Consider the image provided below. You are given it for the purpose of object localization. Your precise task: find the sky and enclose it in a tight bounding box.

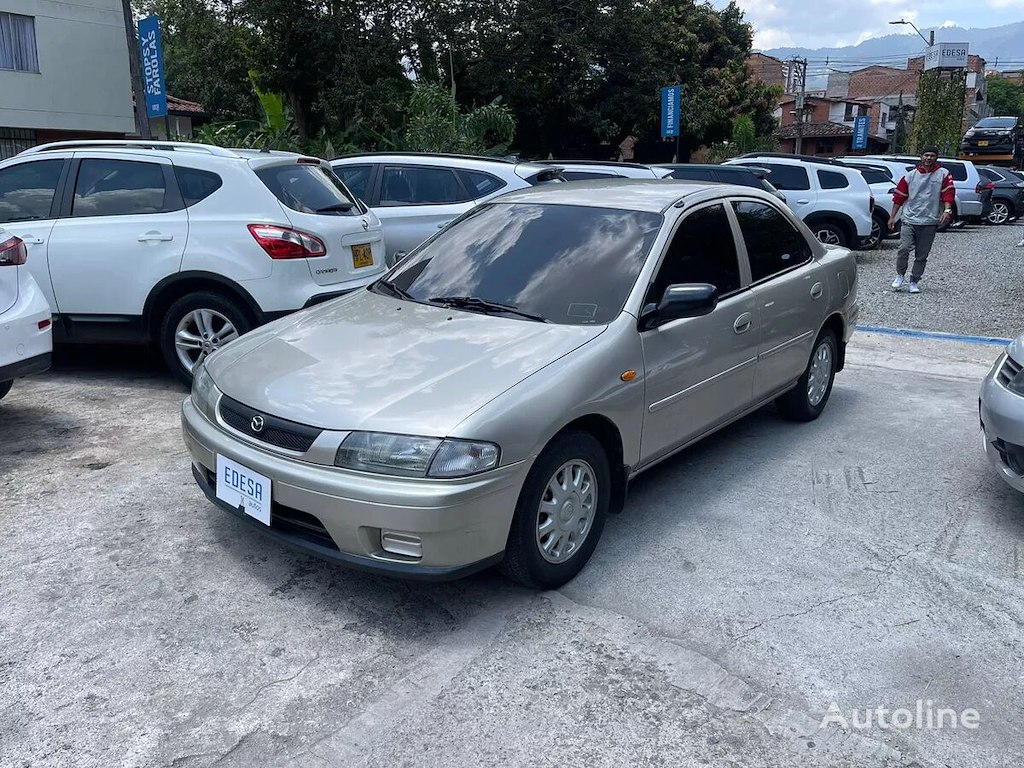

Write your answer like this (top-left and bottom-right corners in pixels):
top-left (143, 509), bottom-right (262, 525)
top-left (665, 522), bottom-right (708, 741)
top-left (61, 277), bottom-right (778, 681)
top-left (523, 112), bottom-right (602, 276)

top-left (714, 0), bottom-right (1023, 50)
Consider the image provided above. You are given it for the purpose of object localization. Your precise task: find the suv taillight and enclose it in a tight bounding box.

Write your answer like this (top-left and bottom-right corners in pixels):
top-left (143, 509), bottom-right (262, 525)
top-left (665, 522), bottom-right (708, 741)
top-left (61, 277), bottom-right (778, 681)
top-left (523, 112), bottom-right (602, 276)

top-left (248, 224), bottom-right (326, 259)
top-left (976, 181), bottom-right (996, 193)
top-left (0, 235), bottom-right (27, 266)
top-left (869, 194), bottom-right (875, 213)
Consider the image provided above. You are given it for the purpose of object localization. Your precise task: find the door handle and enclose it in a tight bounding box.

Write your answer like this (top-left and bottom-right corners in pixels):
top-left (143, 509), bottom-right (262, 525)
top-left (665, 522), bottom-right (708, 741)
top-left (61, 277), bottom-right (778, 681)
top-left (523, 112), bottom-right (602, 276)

top-left (810, 282), bottom-right (824, 300)
top-left (733, 313), bottom-right (753, 334)
top-left (796, 199), bottom-right (811, 205)
top-left (138, 232), bottom-right (174, 242)
top-left (20, 236), bottom-right (44, 244)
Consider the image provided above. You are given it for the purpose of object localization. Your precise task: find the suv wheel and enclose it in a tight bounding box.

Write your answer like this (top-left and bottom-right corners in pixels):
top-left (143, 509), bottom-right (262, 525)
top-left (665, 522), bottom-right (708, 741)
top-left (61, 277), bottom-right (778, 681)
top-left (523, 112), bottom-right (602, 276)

top-left (775, 328), bottom-right (838, 422)
top-left (987, 199), bottom-right (1011, 225)
top-left (160, 292), bottom-right (252, 385)
top-left (500, 430), bottom-right (610, 589)
top-left (864, 212), bottom-right (888, 250)
top-left (812, 222), bottom-right (847, 248)
top-left (0, 380), bottom-right (12, 401)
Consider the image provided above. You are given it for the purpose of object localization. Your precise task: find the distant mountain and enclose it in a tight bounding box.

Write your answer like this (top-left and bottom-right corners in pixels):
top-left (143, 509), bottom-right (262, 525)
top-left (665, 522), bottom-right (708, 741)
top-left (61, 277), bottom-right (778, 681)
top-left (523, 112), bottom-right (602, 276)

top-left (763, 20), bottom-right (1024, 71)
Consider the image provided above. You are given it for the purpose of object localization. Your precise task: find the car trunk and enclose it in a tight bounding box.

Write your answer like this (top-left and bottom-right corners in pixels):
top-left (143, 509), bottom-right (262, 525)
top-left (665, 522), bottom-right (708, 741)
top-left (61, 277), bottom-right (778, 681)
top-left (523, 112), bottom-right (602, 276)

top-left (249, 157), bottom-right (386, 287)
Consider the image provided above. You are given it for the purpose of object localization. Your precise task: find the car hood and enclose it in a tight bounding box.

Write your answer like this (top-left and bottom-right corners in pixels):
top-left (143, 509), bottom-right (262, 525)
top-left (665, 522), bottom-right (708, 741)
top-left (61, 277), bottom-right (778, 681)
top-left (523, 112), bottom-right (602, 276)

top-left (207, 289), bottom-right (606, 435)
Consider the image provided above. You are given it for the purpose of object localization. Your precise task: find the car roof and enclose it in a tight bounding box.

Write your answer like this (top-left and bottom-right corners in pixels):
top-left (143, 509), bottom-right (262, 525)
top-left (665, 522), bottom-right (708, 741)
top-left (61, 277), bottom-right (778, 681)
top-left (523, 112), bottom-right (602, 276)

top-left (662, 164), bottom-right (770, 177)
top-left (492, 178), bottom-right (760, 213)
top-left (329, 152), bottom-right (554, 175)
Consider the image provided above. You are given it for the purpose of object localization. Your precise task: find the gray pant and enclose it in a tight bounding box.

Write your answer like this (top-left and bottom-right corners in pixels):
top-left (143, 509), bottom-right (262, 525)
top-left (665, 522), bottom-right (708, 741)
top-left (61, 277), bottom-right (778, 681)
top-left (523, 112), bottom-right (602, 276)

top-left (895, 223), bottom-right (938, 282)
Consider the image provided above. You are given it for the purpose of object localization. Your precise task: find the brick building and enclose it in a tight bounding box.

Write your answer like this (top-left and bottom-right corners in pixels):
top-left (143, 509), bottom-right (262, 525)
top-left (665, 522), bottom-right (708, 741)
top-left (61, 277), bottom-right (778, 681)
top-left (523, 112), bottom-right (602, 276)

top-left (774, 95), bottom-right (891, 156)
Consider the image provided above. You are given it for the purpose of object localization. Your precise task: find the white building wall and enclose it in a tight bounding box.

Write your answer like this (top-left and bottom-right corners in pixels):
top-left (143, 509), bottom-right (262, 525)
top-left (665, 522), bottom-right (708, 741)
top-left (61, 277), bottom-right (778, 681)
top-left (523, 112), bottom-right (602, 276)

top-left (0, 0), bottom-right (134, 133)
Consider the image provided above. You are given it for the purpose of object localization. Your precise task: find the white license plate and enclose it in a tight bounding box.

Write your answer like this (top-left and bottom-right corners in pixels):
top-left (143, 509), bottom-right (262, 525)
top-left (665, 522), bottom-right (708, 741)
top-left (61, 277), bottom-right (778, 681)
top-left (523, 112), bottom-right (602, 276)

top-left (216, 454), bottom-right (271, 525)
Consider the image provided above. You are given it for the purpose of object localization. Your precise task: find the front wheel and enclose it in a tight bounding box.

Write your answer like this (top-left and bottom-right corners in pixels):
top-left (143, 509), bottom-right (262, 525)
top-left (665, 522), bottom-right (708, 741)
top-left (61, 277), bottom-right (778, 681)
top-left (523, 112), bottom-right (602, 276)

top-left (159, 292), bottom-right (252, 386)
top-left (500, 431), bottom-right (610, 589)
top-left (0, 380), bottom-right (12, 401)
top-left (775, 329), bottom-right (838, 422)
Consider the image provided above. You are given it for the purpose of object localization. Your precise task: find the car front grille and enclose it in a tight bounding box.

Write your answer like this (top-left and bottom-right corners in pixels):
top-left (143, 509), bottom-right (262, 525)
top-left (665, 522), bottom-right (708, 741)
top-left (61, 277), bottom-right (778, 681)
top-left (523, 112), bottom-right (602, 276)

top-left (998, 355), bottom-right (1023, 390)
top-left (993, 438), bottom-right (1024, 477)
top-left (218, 395), bottom-right (323, 453)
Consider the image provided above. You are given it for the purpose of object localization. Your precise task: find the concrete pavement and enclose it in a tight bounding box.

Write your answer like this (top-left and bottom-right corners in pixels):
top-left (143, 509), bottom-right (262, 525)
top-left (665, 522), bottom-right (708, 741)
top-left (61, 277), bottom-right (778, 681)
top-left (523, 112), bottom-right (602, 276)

top-left (1, 332), bottom-right (1020, 768)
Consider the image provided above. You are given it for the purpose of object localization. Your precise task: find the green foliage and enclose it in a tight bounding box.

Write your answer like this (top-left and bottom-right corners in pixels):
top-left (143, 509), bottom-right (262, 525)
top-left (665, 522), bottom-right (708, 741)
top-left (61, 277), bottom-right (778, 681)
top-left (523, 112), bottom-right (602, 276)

top-left (912, 70), bottom-right (967, 156)
top-left (732, 115), bottom-right (757, 154)
top-left (404, 83), bottom-right (515, 154)
top-left (986, 75), bottom-right (1024, 118)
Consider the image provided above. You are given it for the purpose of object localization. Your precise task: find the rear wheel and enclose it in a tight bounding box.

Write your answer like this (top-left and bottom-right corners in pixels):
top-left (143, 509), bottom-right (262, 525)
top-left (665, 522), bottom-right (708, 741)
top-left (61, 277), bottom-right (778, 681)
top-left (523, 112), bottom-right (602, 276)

top-left (987, 199), bottom-right (1011, 225)
top-left (0, 380), bottom-right (12, 401)
top-left (160, 292), bottom-right (252, 386)
top-left (500, 431), bottom-right (610, 589)
top-left (775, 328), bottom-right (838, 422)
top-left (864, 213), bottom-right (888, 250)
top-left (812, 222), bottom-right (848, 248)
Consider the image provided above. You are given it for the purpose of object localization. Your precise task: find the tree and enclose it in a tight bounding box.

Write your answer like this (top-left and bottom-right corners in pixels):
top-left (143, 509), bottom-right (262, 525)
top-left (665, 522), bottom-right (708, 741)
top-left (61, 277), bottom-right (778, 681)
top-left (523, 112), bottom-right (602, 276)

top-left (912, 70), bottom-right (967, 156)
top-left (986, 75), bottom-right (1024, 118)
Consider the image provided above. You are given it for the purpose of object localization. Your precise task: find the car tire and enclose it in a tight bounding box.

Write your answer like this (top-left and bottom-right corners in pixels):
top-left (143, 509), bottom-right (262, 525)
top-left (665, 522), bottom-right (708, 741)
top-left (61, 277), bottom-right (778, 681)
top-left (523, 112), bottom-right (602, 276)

top-left (160, 292), bottom-right (252, 386)
top-left (811, 222), bottom-right (848, 248)
top-left (987, 199), bottom-right (1011, 225)
top-left (775, 328), bottom-right (838, 422)
top-left (500, 430), bottom-right (610, 589)
top-left (0, 380), bottom-right (12, 401)
top-left (865, 213), bottom-right (888, 250)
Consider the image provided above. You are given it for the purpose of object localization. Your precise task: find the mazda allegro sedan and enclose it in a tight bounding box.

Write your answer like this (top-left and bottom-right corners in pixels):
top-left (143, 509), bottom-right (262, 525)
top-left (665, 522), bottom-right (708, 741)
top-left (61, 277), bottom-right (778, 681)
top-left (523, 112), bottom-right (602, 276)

top-left (181, 180), bottom-right (859, 588)
top-left (980, 334), bottom-right (1024, 493)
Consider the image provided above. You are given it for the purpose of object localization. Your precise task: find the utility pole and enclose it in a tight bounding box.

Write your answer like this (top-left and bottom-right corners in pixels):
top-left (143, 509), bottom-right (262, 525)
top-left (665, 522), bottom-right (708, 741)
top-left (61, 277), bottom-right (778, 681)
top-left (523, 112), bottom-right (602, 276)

top-left (792, 58), bottom-right (808, 154)
top-left (120, 0), bottom-right (151, 138)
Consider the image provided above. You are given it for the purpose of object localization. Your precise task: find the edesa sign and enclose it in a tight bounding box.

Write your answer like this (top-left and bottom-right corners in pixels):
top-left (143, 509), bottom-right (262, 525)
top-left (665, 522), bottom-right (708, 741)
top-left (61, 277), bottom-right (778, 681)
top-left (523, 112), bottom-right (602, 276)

top-left (923, 43), bottom-right (969, 71)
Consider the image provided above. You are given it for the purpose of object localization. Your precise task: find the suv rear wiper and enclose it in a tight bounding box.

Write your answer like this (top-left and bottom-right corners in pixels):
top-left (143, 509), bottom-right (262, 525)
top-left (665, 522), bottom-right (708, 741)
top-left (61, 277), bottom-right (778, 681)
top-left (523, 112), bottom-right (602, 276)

top-left (316, 202), bottom-right (354, 213)
top-left (429, 296), bottom-right (549, 323)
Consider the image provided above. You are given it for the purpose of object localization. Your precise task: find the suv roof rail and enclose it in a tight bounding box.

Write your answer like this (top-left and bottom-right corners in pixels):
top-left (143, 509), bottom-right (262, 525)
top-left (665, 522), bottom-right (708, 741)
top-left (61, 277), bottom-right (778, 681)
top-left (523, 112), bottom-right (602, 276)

top-left (736, 152), bottom-right (845, 167)
top-left (333, 151), bottom-right (516, 164)
top-left (20, 140), bottom-right (240, 158)
top-left (540, 159), bottom-right (653, 170)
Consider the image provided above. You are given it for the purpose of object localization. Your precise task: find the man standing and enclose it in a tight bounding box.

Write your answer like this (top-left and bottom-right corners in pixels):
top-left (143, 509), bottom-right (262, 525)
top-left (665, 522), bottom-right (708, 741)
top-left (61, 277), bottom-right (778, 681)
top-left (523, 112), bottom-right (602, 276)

top-left (888, 145), bottom-right (955, 294)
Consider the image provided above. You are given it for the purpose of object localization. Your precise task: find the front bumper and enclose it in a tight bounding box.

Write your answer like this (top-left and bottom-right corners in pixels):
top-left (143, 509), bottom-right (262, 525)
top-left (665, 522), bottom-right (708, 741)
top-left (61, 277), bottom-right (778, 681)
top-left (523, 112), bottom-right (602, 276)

top-left (980, 365), bottom-right (1024, 493)
top-left (181, 397), bottom-right (528, 578)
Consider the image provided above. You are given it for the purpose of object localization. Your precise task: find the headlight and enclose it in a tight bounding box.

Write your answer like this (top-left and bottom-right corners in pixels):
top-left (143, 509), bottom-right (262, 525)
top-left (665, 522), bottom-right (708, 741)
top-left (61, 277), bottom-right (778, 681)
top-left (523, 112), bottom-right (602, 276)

top-left (334, 432), bottom-right (500, 478)
top-left (191, 362), bottom-right (220, 419)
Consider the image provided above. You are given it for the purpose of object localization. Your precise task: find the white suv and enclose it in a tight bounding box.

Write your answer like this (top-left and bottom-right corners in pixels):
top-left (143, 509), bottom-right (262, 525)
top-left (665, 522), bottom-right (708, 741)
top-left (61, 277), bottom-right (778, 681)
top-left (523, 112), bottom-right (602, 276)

top-left (330, 153), bottom-right (562, 265)
top-left (0, 229), bottom-right (52, 401)
top-left (0, 141), bottom-right (387, 383)
top-left (725, 154), bottom-right (873, 249)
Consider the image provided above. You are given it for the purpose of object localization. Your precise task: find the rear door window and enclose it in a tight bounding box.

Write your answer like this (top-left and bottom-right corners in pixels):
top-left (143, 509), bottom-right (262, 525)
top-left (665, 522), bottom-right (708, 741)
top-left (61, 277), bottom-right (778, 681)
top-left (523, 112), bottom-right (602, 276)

top-left (72, 159), bottom-right (170, 217)
top-left (979, 168), bottom-right (1002, 182)
top-left (817, 170), bottom-right (850, 190)
top-left (380, 165), bottom-right (469, 206)
top-left (732, 201), bottom-right (812, 282)
top-left (0, 159), bottom-right (64, 222)
top-left (256, 163), bottom-right (357, 215)
top-left (333, 163), bottom-right (374, 202)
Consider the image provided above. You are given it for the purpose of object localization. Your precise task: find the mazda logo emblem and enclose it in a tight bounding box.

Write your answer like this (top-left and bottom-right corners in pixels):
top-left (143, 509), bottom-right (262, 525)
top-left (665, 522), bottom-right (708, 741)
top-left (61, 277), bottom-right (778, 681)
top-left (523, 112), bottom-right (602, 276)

top-left (251, 415), bottom-right (265, 433)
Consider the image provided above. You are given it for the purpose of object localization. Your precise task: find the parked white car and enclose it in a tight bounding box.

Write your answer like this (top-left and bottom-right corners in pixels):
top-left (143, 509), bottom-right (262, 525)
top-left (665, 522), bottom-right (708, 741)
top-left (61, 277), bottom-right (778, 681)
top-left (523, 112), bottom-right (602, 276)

top-left (0, 140), bottom-right (388, 383)
top-left (725, 154), bottom-right (873, 249)
top-left (0, 229), bottom-right (52, 401)
top-left (330, 153), bottom-right (563, 266)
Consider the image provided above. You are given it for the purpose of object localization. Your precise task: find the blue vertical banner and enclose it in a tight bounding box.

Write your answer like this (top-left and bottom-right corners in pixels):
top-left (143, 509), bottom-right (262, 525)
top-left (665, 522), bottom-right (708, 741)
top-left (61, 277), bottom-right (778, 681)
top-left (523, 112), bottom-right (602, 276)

top-left (661, 86), bottom-right (682, 138)
top-left (852, 114), bottom-right (870, 150)
top-left (138, 15), bottom-right (167, 119)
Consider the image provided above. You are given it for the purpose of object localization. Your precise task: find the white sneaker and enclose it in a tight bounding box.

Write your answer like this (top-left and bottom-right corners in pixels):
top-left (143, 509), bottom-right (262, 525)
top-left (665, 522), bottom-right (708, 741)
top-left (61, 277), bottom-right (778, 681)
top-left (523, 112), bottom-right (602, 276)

top-left (891, 275), bottom-right (905, 291)
top-left (909, 282), bottom-right (921, 294)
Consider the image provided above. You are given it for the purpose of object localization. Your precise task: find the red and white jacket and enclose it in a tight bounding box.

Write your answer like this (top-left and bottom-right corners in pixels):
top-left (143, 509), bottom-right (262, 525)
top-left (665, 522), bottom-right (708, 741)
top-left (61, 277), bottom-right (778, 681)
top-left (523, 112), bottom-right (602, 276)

top-left (892, 164), bottom-right (956, 226)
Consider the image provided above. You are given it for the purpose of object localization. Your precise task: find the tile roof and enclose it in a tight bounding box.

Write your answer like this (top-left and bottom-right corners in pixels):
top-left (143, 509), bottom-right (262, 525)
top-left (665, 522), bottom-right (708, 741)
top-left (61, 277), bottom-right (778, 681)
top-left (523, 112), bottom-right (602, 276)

top-left (776, 121), bottom-right (854, 139)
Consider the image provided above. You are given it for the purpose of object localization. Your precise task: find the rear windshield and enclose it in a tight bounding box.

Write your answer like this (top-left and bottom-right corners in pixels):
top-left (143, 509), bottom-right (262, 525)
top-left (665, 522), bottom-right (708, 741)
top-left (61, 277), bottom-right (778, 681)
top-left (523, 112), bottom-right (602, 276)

top-left (255, 163), bottom-right (358, 215)
top-left (379, 202), bottom-right (663, 325)
top-left (856, 167), bottom-right (892, 184)
top-left (975, 118), bottom-right (1017, 129)
top-left (941, 162), bottom-right (967, 182)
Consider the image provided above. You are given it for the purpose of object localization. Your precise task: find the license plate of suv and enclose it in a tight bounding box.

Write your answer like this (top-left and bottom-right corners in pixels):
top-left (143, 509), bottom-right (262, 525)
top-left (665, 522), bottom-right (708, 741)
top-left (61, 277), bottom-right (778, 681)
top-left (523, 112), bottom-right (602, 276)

top-left (978, 140), bottom-right (990, 147)
top-left (352, 243), bottom-right (373, 268)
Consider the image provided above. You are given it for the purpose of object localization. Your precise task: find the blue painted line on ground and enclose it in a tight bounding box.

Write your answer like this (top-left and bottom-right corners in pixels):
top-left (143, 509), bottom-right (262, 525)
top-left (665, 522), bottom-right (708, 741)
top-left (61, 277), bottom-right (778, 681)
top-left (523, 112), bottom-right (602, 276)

top-left (856, 324), bottom-right (1012, 347)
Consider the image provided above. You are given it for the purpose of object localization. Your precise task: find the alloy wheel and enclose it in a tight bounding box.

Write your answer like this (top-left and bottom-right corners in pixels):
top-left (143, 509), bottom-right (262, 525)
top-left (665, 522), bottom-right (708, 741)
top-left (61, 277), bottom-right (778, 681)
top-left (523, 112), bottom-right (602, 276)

top-left (174, 309), bottom-right (239, 373)
top-left (987, 201), bottom-right (1010, 225)
top-left (535, 459), bottom-right (598, 564)
top-left (816, 228), bottom-right (842, 246)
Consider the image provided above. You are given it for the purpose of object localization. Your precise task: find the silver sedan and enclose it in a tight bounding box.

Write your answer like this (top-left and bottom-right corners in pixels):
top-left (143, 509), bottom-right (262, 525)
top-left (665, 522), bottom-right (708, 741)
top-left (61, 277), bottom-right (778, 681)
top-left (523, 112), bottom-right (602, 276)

top-left (181, 180), bottom-right (859, 588)
top-left (980, 335), bottom-right (1024, 493)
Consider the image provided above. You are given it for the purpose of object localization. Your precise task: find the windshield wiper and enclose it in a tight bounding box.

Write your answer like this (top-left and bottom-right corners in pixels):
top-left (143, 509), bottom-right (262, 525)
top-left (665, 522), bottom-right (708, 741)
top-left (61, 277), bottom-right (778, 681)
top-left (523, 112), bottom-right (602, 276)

top-left (429, 296), bottom-right (549, 323)
top-left (373, 278), bottom-right (413, 301)
top-left (316, 202), bottom-right (354, 213)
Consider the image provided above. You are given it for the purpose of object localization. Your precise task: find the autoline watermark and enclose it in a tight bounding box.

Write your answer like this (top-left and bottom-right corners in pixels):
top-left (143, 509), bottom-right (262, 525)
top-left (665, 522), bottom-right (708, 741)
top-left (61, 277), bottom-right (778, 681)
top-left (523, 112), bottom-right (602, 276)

top-left (820, 701), bottom-right (981, 731)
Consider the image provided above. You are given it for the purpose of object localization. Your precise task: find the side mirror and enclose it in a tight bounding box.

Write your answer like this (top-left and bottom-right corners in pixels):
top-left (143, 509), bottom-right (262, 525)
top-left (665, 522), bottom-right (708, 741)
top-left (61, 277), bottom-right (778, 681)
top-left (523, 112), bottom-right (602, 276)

top-left (640, 283), bottom-right (719, 330)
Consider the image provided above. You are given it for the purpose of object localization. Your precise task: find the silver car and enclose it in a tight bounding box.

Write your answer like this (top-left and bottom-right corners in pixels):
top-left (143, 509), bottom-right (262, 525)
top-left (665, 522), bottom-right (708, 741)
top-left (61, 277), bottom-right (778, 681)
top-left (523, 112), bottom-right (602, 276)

top-left (181, 180), bottom-right (859, 588)
top-left (980, 336), bottom-right (1024, 493)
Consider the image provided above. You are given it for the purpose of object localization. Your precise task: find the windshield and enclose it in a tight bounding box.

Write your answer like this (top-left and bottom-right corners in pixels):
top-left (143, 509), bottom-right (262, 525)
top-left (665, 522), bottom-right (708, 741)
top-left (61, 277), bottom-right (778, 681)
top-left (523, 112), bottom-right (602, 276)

top-left (975, 118), bottom-right (1017, 129)
top-left (378, 202), bottom-right (663, 325)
